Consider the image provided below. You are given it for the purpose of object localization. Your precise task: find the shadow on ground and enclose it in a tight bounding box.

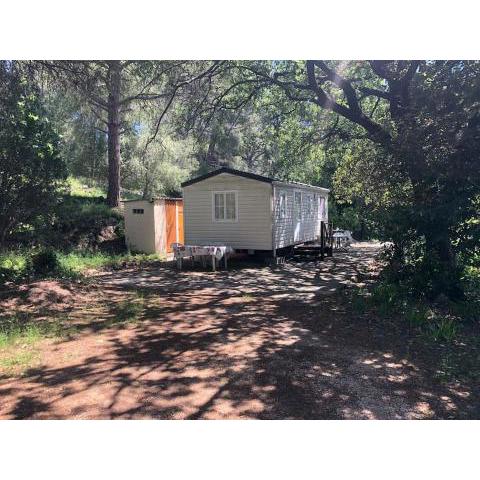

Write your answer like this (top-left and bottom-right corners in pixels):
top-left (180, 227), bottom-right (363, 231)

top-left (0, 243), bottom-right (478, 419)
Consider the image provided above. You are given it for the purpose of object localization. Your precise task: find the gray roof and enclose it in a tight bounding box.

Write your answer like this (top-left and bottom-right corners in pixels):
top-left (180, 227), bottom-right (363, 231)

top-left (181, 167), bottom-right (329, 192)
top-left (122, 197), bottom-right (182, 203)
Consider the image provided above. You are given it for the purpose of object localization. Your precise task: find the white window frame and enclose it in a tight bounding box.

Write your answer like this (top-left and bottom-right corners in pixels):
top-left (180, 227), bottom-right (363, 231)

top-left (294, 190), bottom-right (303, 221)
top-left (318, 195), bottom-right (326, 221)
top-left (279, 191), bottom-right (287, 219)
top-left (304, 193), bottom-right (313, 217)
top-left (212, 190), bottom-right (238, 223)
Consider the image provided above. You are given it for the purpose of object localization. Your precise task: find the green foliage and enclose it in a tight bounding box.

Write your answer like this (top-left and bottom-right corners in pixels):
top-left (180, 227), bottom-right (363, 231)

top-left (29, 247), bottom-right (60, 276)
top-left (0, 315), bottom-right (45, 348)
top-left (349, 288), bottom-right (368, 315)
top-left (58, 251), bottom-right (164, 273)
top-left (6, 186), bottom-right (125, 253)
top-left (0, 314), bottom-right (73, 375)
top-left (121, 122), bottom-right (197, 199)
top-left (404, 304), bottom-right (430, 328)
top-left (348, 277), bottom-right (466, 344)
top-left (0, 248), bottom-right (165, 286)
top-left (0, 62), bottom-right (67, 247)
top-left (426, 317), bottom-right (458, 343)
top-left (228, 60), bottom-right (480, 299)
top-left (107, 293), bottom-right (144, 326)
top-left (24, 193), bottom-right (124, 251)
top-left (68, 177), bottom-right (107, 198)
top-left (0, 251), bottom-right (29, 283)
top-left (370, 282), bottom-right (405, 316)
top-left (0, 350), bottom-right (37, 373)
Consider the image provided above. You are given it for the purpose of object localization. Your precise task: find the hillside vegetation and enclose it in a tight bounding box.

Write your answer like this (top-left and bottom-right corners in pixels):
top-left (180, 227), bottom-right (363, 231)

top-left (1, 177), bottom-right (162, 284)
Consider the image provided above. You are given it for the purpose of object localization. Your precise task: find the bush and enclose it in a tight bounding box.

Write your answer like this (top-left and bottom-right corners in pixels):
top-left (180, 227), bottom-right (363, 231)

top-left (0, 63), bottom-right (67, 248)
top-left (405, 304), bottom-right (430, 328)
top-left (0, 247), bottom-right (166, 285)
top-left (47, 196), bottom-right (125, 251)
top-left (57, 250), bottom-right (164, 273)
top-left (29, 248), bottom-right (60, 276)
top-left (370, 282), bottom-right (405, 316)
top-left (427, 317), bottom-right (458, 343)
top-left (0, 251), bottom-right (29, 283)
top-left (350, 289), bottom-right (368, 314)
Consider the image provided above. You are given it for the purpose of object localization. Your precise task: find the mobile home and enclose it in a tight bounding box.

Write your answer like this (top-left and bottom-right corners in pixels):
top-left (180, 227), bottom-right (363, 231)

top-left (181, 167), bottom-right (329, 254)
top-left (123, 198), bottom-right (184, 254)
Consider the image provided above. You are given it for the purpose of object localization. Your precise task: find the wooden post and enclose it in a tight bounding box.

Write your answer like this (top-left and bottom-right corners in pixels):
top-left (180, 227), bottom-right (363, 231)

top-left (328, 223), bottom-right (333, 256)
top-left (212, 254), bottom-right (216, 272)
top-left (272, 183), bottom-right (277, 260)
top-left (224, 253), bottom-right (228, 270)
top-left (320, 221), bottom-right (325, 260)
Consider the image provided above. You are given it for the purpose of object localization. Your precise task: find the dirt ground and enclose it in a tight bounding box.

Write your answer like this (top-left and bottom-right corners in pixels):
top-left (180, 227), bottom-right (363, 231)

top-left (0, 242), bottom-right (478, 419)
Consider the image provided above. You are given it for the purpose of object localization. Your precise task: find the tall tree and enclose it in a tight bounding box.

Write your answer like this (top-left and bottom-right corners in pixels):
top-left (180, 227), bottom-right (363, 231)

top-left (229, 60), bottom-right (480, 298)
top-left (0, 62), bottom-right (66, 247)
top-left (37, 61), bottom-right (222, 207)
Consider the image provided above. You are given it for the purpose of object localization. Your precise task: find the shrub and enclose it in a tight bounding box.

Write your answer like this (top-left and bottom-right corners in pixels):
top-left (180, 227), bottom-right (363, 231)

top-left (371, 282), bottom-right (404, 316)
top-left (0, 251), bottom-right (29, 283)
top-left (47, 196), bottom-right (125, 251)
top-left (349, 289), bottom-right (369, 314)
top-left (0, 63), bottom-right (67, 248)
top-left (405, 304), bottom-right (430, 328)
top-left (29, 247), bottom-right (60, 276)
top-left (0, 315), bottom-right (43, 348)
top-left (427, 317), bottom-right (458, 343)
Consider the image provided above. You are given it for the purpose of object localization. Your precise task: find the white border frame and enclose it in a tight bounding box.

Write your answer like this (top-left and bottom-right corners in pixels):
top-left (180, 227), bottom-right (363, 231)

top-left (211, 190), bottom-right (238, 223)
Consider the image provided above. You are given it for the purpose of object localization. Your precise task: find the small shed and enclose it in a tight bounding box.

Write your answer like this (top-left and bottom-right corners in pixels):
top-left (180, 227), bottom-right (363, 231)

top-left (181, 167), bottom-right (329, 255)
top-left (123, 198), bottom-right (184, 254)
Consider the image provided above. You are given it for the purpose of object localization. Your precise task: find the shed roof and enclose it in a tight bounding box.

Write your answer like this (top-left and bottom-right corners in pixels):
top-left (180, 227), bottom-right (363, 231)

top-left (121, 197), bottom-right (183, 203)
top-left (181, 167), bottom-right (329, 192)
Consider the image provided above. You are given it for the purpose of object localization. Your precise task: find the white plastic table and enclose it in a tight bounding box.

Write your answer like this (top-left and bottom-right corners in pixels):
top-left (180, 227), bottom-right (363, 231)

top-left (173, 245), bottom-right (234, 271)
top-left (333, 231), bottom-right (352, 248)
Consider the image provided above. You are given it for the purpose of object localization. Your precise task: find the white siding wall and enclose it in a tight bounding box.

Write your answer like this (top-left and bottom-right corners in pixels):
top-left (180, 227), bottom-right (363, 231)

top-left (274, 185), bottom-right (328, 249)
top-left (183, 173), bottom-right (272, 250)
top-left (124, 200), bottom-right (156, 253)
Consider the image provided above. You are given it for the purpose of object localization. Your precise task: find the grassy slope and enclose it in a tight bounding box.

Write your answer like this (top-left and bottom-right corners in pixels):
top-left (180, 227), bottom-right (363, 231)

top-left (1, 177), bottom-right (164, 282)
top-left (68, 176), bottom-right (141, 201)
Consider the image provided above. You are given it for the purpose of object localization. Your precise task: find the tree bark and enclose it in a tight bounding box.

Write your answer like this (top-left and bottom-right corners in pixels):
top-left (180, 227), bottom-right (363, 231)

top-left (422, 223), bottom-right (462, 298)
top-left (409, 168), bottom-right (462, 298)
top-left (205, 134), bottom-right (217, 168)
top-left (106, 61), bottom-right (122, 208)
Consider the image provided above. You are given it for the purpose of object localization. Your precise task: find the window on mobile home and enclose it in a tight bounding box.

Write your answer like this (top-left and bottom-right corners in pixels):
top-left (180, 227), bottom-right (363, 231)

top-left (294, 191), bottom-right (302, 221)
top-left (279, 192), bottom-right (287, 219)
top-left (213, 191), bottom-right (237, 222)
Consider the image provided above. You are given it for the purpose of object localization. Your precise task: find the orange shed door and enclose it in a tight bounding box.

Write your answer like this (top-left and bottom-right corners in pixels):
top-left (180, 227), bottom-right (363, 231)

top-left (165, 200), bottom-right (177, 253)
top-left (165, 200), bottom-right (184, 252)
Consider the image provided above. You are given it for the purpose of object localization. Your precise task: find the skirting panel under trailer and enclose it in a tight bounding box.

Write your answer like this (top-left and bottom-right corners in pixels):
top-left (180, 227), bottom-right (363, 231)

top-left (294, 243), bottom-right (333, 260)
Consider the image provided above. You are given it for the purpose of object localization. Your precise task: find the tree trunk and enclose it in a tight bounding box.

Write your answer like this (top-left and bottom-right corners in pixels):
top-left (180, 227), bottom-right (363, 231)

top-left (106, 61), bottom-right (122, 208)
top-left (401, 148), bottom-right (463, 299)
top-left (206, 135), bottom-right (217, 168)
top-left (0, 227), bottom-right (7, 251)
top-left (0, 216), bottom-right (12, 251)
top-left (423, 225), bottom-right (463, 299)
